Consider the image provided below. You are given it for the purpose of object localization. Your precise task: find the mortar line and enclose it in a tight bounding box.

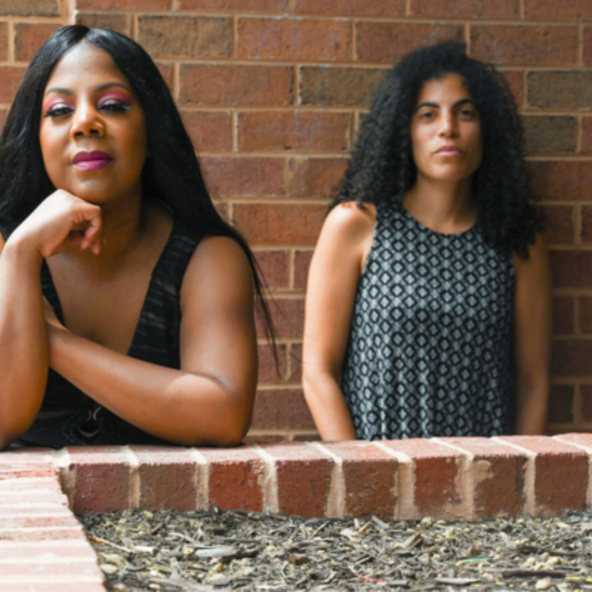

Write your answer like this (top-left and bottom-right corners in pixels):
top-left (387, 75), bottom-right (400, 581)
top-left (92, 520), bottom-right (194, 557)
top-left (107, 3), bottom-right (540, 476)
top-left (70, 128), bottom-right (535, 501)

top-left (251, 444), bottom-right (279, 513)
top-left (188, 449), bottom-right (209, 510)
top-left (123, 446), bottom-right (141, 509)
top-left (310, 442), bottom-right (344, 517)
top-left (374, 442), bottom-right (414, 520)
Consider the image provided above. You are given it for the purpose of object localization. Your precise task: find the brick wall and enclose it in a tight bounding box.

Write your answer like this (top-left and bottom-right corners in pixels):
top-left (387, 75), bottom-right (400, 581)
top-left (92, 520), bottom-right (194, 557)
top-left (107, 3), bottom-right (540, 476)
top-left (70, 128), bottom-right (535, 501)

top-left (0, 1), bottom-right (590, 438)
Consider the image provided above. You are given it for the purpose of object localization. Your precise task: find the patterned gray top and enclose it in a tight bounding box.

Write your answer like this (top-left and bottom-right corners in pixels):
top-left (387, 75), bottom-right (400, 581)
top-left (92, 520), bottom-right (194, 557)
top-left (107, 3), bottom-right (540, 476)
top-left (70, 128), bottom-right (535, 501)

top-left (341, 202), bottom-right (515, 440)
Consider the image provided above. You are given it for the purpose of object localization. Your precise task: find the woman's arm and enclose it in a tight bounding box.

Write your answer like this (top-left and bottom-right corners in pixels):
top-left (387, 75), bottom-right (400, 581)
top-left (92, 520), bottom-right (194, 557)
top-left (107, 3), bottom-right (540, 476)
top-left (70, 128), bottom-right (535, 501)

top-left (513, 234), bottom-right (551, 435)
top-left (302, 202), bottom-right (375, 441)
top-left (46, 236), bottom-right (258, 446)
top-left (0, 191), bottom-right (102, 448)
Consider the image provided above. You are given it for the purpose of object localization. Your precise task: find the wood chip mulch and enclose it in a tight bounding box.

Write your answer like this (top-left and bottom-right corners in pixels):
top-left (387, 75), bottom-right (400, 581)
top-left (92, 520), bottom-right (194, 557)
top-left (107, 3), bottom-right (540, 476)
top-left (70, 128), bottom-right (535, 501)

top-left (80, 508), bottom-right (592, 591)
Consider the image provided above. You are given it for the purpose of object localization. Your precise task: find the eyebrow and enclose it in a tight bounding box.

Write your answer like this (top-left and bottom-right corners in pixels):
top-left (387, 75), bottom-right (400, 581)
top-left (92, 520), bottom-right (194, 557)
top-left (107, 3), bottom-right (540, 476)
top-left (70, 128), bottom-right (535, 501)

top-left (44, 82), bottom-right (132, 97)
top-left (414, 98), bottom-right (476, 112)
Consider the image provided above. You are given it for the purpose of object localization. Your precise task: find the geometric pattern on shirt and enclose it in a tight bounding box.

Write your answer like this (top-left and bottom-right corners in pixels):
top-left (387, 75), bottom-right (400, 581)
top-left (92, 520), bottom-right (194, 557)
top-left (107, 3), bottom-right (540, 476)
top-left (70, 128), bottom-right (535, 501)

top-left (341, 201), bottom-right (515, 441)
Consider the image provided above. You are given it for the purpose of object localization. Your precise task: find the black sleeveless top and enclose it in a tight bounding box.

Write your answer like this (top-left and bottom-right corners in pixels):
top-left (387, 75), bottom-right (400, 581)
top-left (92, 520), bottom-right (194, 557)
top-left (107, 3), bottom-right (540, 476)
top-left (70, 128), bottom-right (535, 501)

top-left (341, 202), bottom-right (515, 440)
top-left (0, 217), bottom-right (202, 448)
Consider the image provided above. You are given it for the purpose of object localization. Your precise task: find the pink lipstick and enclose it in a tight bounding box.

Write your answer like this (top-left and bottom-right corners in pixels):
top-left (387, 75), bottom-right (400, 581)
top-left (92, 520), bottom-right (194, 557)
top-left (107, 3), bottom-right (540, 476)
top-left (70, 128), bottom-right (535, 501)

top-left (73, 151), bottom-right (113, 170)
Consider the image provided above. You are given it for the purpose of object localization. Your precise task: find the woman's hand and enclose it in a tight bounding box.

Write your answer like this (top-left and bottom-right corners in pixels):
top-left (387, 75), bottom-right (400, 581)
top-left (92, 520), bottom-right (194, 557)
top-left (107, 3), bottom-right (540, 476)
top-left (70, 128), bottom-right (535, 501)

top-left (9, 189), bottom-right (102, 260)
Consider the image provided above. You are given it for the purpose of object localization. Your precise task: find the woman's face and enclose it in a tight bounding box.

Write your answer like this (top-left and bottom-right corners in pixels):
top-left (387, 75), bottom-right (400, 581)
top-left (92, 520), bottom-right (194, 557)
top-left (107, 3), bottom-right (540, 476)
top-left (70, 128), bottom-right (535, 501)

top-left (39, 42), bottom-right (148, 206)
top-left (410, 73), bottom-right (482, 184)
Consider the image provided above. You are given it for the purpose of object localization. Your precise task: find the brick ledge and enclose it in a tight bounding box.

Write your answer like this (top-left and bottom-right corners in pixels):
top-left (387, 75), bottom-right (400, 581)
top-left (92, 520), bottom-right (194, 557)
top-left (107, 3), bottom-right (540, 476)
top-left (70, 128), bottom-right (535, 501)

top-left (2, 434), bottom-right (592, 591)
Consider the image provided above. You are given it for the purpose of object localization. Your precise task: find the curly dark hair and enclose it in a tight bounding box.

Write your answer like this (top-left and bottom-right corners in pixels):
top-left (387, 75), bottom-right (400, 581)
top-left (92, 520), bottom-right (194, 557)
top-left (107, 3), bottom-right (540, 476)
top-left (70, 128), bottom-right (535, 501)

top-left (333, 41), bottom-right (542, 258)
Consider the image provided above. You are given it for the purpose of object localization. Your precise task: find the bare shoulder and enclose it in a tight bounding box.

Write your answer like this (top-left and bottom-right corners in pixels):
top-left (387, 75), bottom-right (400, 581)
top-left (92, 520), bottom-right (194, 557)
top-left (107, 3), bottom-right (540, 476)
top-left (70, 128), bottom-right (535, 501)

top-left (512, 233), bottom-right (549, 275)
top-left (321, 201), bottom-right (376, 245)
top-left (181, 236), bottom-right (253, 307)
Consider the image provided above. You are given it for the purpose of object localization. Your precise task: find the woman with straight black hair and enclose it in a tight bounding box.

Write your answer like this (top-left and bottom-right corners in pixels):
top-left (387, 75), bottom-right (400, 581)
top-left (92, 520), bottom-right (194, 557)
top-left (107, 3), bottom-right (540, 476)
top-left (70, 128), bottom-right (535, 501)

top-left (0, 25), bottom-right (270, 448)
top-left (303, 41), bottom-right (550, 441)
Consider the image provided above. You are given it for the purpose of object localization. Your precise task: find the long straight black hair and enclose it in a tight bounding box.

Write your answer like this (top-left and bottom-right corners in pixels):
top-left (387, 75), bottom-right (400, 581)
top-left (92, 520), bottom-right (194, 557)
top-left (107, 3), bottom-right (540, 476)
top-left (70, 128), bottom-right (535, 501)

top-left (0, 25), bottom-right (275, 347)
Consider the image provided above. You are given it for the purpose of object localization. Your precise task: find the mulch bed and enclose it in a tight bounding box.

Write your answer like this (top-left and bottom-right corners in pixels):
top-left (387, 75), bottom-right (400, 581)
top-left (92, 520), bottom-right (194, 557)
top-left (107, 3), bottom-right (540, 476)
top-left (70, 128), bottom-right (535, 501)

top-left (80, 508), bottom-right (592, 591)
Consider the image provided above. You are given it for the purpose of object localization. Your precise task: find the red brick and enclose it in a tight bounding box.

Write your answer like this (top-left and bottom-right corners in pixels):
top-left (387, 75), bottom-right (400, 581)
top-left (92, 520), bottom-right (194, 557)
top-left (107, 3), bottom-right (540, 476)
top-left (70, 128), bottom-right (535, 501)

top-left (551, 340), bottom-right (592, 377)
top-left (522, 116), bottom-right (577, 155)
top-left (258, 342), bottom-right (287, 383)
top-left (66, 447), bottom-right (130, 514)
top-left (254, 249), bottom-right (289, 289)
top-left (0, 515), bottom-right (81, 529)
top-left (256, 297), bottom-right (304, 339)
top-left (552, 296), bottom-right (574, 335)
top-left (239, 112), bottom-right (350, 153)
top-left (289, 158), bottom-right (347, 198)
top-left (233, 203), bottom-right (326, 245)
top-left (528, 71), bottom-right (592, 109)
top-left (180, 111), bottom-right (232, 152)
top-left (0, 0), bottom-right (59, 15)
top-left (541, 205), bottom-right (574, 245)
top-left (501, 436), bottom-right (588, 514)
top-left (356, 22), bottom-right (463, 64)
top-left (243, 433), bottom-right (287, 444)
top-left (525, 0), bottom-right (592, 19)
top-left (139, 16), bottom-right (232, 58)
top-left (550, 250), bottom-right (592, 288)
top-left (179, 64), bottom-right (293, 107)
top-left (300, 66), bottom-right (386, 108)
top-left (201, 157), bottom-right (286, 197)
top-left (287, 342), bottom-right (303, 383)
top-left (155, 61), bottom-right (173, 89)
top-left (238, 17), bottom-right (351, 62)
top-left (581, 385), bottom-right (592, 421)
top-left (500, 70), bottom-right (523, 106)
top-left (0, 23), bottom-right (7, 62)
top-left (585, 27), bottom-right (592, 66)
top-left (322, 441), bottom-right (397, 520)
top-left (293, 0), bottom-right (404, 16)
top-left (529, 161), bottom-right (592, 201)
top-left (260, 442), bottom-right (333, 517)
top-left (75, 12), bottom-right (131, 35)
top-left (252, 389), bottom-right (315, 429)
top-left (411, 0), bottom-right (518, 17)
top-left (555, 432), bottom-right (592, 449)
top-left (0, 109), bottom-right (6, 133)
top-left (440, 438), bottom-right (527, 517)
top-left (14, 23), bottom-right (61, 62)
top-left (581, 207), bottom-right (592, 243)
top-left (383, 439), bottom-right (465, 516)
top-left (583, 117), bottom-right (592, 154)
top-left (200, 447), bottom-right (265, 512)
top-left (178, 0), bottom-right (288, 9)
top-left (0, 67), bottom-right (26, 104)
top-left (77, 0), bottom-right (168, 8)
top-left (471, 25), bottom-right (577, 67)
top-left (579, 297), bottom-right (592, 333)
top-left (130, 447), bottom-right (198, 511)
top-left (548, 385), bottom-right (574, 424)
top-left (294, 250), bottom-right (313, 291)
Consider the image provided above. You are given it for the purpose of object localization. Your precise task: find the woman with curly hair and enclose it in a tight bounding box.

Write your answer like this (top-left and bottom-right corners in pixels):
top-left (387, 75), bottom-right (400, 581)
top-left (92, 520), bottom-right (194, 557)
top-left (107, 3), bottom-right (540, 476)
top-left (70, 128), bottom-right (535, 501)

top-left (0, 25), bottom-right (273, 449)
top-left (303, 41), bottom-right (550, 441)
